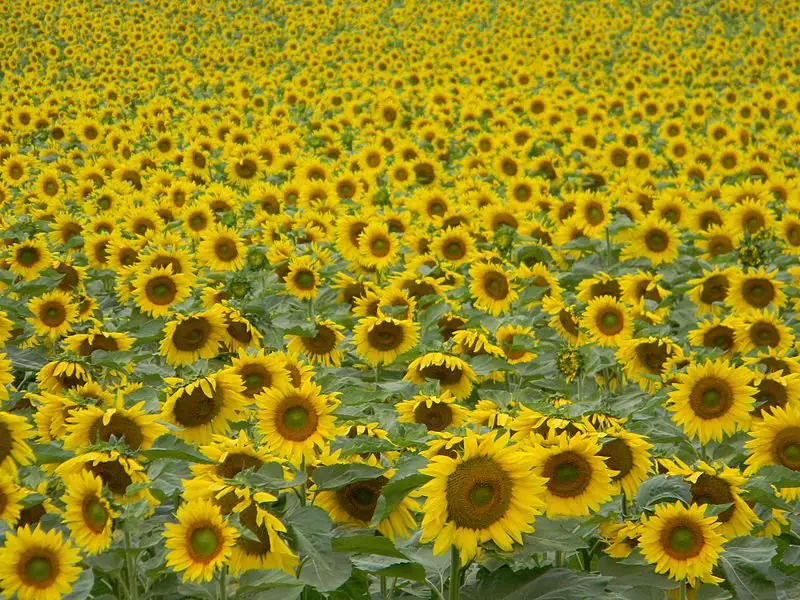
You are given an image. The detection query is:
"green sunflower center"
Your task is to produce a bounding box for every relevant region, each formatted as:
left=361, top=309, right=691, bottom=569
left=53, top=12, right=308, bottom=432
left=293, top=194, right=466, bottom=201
left=244, top=373, right=264, bottom=390
left=24, top=556, right=53, bottom=584
left=587, top=206, right=603, bottom=224
left=83, top=498, right=109, bottom=531
left=445, top=456, right=512, bottom=529
left=701, top=389, right=721, bottom=409
left=190, top=526, right=220, bottom=559
left=18, top=248, right=39, bottom=266
left=669, top=526, right=696, bottom=553
left=599, top=310, right=622, bottom=334
left=283, top=405, right=309, bottom=430
left=296, top=271, right=315, bottom=289
left=470, top=484, right=494, bottom=508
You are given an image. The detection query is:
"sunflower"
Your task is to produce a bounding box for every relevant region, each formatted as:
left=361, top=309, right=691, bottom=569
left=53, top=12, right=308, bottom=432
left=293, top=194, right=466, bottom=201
left=160, top=306, right=227, bottom=366
left=687, top=267, right=734, bottom=316
left=284, top=255, right=321, bottom=300
left=0, top=525, right=82, bottom=600
left=639, top=502, right=724, bottom=587
left=573, top=191, right=612, bottom=237
left=542, top=296, right=583, bottom=345
left=688, top=316, right=738, bottom=356
left=61, top=471, right=116, bottom=554
left=229, top=503, right=298, bottom=575
left=451, top=329, right=504, bottom=359
left=495, top=325, right=538, bottom=364
left=226, top=350, right=291, bottom=400
left=396, top=393, right=470, bottom=432
left=744, top=404, right=800, bottom=501
left=198, top=226, right=246, bottom=272
left=620, top=215, right=680, bottom=265
left=8, top=237, right=52, bottom=280
left=726, top=267, right=786, bottom=316
left=63, top=328, right=135, bottom=358
left=0, top=410, right=35, bottom=474
left=286, top=319, right=345, bottom=367
left=529, top=433, right=617, bottom=517
left=616, top=337, right=681, bottom=393
left=419, top=431, right=547, bottom=564
left=661, top=458, right=759, bottom=539
left=56, top=451, right=156, bottom=506
left=314, top=457, right=418, bottom=541
left=0, top=472, right=25, bottom=525
left=750, top=372, right=800, bottom=419
left=430, top=225, right=475, bottom=266
left=26, top=290, right=78, bottom=339
left=469, top=262, right=518, bottom=316
left=161, top=372, right=246, bottom=444
left=256, top=380, right=339, bottom=464
left=594, top=427, right=653, bottom=498
left=353, top=316, right=420, bottom=366
left=666, top=358, right=756, bottom=443
left=36, top=359, right=91, bottom=394
left=731, top=310, right=794, bottom=354
left=357, top=222, right=399, bottom=271
left=581, top=295, right=633, bottom=348
left=132, top=264, right=194, bottom=316
left=164, top=499, right=238, bottom=583
left=697, top=224, right=740, bottom=260
left=63, top=400, right=166, bottom=452
left=404, top=352, right=476, bottom=400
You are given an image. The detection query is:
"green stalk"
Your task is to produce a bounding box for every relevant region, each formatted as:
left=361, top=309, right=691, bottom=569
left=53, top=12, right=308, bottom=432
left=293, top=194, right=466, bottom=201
left=555, top=550, right=563, bottom=567
left=448, top=546, right=460, bottom=600
left=124, top=529, right=138, bottom=600
left=218, top=566, right=229, bottom=600
left=679, top=580, right=687, bottom=600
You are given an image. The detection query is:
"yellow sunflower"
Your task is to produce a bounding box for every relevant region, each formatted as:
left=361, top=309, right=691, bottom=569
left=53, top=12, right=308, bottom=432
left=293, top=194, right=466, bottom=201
left=404, top=352, right=476, bottom=400
left=56, top=451, right=157, bottom=506
left=666, top=358, right=756, bottom=443
left=744, top=404, right=800, bottom=501
left=132, top=264, right=194, bottom=316
left=161, top=372, right=246, bottom=444
left=225, top=349, right=291, bottom=400
left=529, top=433, right=617, bottom=518
left=595, top=427, right=653, bottom=498
left=164, top=499, right=238, bottom=582
left=357, top=222, right=399, bottom=271
left=61, top=471, right=117, bottom=554
left=198, top=226, right=246, bottom=272
left=0, top=525, right=82, bottom=600
left=469, top=262, right=518, bottom=316
left=620, top=215, right=680, bottom=265
left=353, top=316, right=420, bottom=366
left=256, top=380, right=339, bottom=464
left=396, top=393, right=470, bottom=432
left=63, top=328, right=135, bottom=358
left=419, top=431, right=547, bottom=564
left=284, top=255, right=321, bottom=300
left=581, top=295, right=633, bottom=348
left=160, top=306, right=227, bottom=366
left=63, top=400, right=166, bottom=452
left=0, top=471, right=26, bottom=525
left=495, top=325, right=538, bottom=364
left=229, top=503, right=298, bottom=575
left=26, top=290, right=78, bottom=339
left=688, top=316, right=738, bottom=356
left=616, top=337, right=682, bottom=393
left=639, top=502, right=724, bottom=587
left=726, top=267, right=786, bottom=316
left=8, top=237, right=52, bottom=280
left=286, top=319, right=345, bottom=367
left=0, top=410, right=35, bottom=474
left=731, top=310, right=794, bottom=354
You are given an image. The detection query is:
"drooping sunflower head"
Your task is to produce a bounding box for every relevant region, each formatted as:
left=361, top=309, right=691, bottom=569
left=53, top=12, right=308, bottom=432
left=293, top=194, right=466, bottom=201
left=404, top=352, right=476, bottom=400
left=396, top=393, right=469, bottom=432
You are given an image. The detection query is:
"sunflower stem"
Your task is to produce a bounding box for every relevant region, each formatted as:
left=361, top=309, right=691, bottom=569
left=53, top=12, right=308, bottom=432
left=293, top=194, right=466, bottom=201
left=218, top=566, right=229, bottom=600
left=621, top=493, right=628, bottom=518
left=124, top=528, right=138, bottom=600
left=605, top=227, right=613, bottom=267
left=555, top=550, right=564, bottom=567
left=381, top=574, right=390, bottom=599
left=679, top=580, right=687, bottom=600
left=448, top=546, right=460, bottom=600
left=581, top=548, right=592, bottom=573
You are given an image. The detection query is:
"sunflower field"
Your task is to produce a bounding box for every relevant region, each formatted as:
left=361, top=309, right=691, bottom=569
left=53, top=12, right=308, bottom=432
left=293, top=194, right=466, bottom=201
left=2, top=0, right=800, bottom=599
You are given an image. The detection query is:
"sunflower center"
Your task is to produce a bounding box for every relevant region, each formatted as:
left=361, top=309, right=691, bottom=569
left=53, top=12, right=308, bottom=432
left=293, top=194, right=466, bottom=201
left=23, top=556, right=53, bottom=585
left=743, top=279, right=775, bottom=308
left=559, top=309, right=580, bottom=336
left=367, top=321, right=403, bottom=351
left=173, top=384, right=221, bottom=427
left=484, top=272, right=509, bottom=300
left=146, top=276, right=178, bottom=305
left=83, top=497, right=109, bottom=532
left=89, top=413, right=146, bottom=449
left=598, top=310, right=623, bottom=335
left=543, top=451, right=591, bottom=498
left=774, top=427, right=800, bottom=470
left=18, top=247, right=40, bottom=266
left=445, top=456, right=512, bottom=529
left=690, top=474, right=735, bottom=522
left=689, top=377, right=733, bottom=419
left=635, top=342, right=669, bottom=374
left=336, top=478, right=387, bottom=522
left=370, top=238, right=390, bottom=257
left=599, top=438, right=634, bottom=481
left=283, top=405, right=309, bottom=429
left=172, top=317, right=212, bottom=351
left=419, top=363, right=464, bottom=386
left=41, top=302, right=66, bottom=327
left=302, top=325, right=338, bottom=355
left=295, top=271, right=315, bottom=290
left=88, top=460, right=133, bottom=496
left=218, top=453, right=264, bottom=479
left=700, top=275, right=729, bottom=304
left=645, top=230, right=668, bottom=252
left=413, top=401, right=453, bottom=432
left=750, top=323, right=779, bottom=347
left=669, top=527, right=697, bottom=554
left=702, top=325, right=734, bottom=351
left=444, top=240, right=465, bottom=260
left=190, top=526, right=221, bottom=560
left=587, top=205, right=604, bottom=225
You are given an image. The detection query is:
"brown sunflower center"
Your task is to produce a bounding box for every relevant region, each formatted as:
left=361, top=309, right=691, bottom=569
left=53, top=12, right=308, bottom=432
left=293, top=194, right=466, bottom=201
left=88, top=413, right=145, bottom=449
left=236, top=159, right=258, bottom=179
left=445, top=456, right=512, bottom=529
left=709, top=236, right=733, bottom=256
left=173, top=384, right=221, bottom=427
left=559, top=309, right=580, bottom=336
left=276, top=398, right=318, bottom=442
left=543, top=451, right=592, bottom=498
left=146, top=276, right=178, bottom=305
left=635, top=342, right=669, bottom=374
left=702, top=325, right=734, bottom=351
left=0, top=422, right=12, bottom=465
left=17, top=247, right=40, bottom=267
left=741, top=279, right=775, bottom=308
left=294, top=271, right=315, bottom=290
left=689, top=377, right=733, bottom=419
left=336, top=477, right=387, bottom=522
left=172, top=317, right=212, bottom=351
left=78, top=334, right=121, bottom=357
left=413, top=401, right=453, bottom=431
left=367, top=321, right=404, bottom=351
left=661, top=520, right=704, bottom=559
left=644, top=229, right=669, bottom=252
left=483, top=271, right=510, bottom=300
left=773, top=427, right=800, bottom=470
left=21, top=554, right=56, bottom=586
left=40, top=302, right=66, bottom=327
left=750, top=323, right=779, bottom=348
left=590, top=280, right=621, bottom=299
left=690, top=474, right=735, bottom=523
left=56, top=263, right=80, bottom=291
left=419, top=363, right=464, bottom=386
left=82, top=496, right=109, bottom=532
left=597, top=309, right=624, bottom=335
left=190, top=526, right=221, bottom=560
left=751, top=379, right=787, bottom=418
left=214, top=238, right=238, bottom=261
left=699, top=275, right=729, bottom=304
left=302, top=325, right=338, bottom=355
left=599, top=438, right=634, bottom=481
left=443, top=239, right=466, bottom=260
left=240, top=365, right=270, bottom=397
left=87, top=460, right=133, bottom=496
left=218, top=452, right=264, bottom=479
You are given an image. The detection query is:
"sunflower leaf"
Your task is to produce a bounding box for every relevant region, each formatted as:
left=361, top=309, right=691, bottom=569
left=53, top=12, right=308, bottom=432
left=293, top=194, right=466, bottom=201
left=139, top=436, right=217, bottom=464
left=310, top=463, right=386, bottom=490
left=635, top=475, right=691, bottom=510
left=461, top=566, right=611, bottom=600
left=719, top=537, right=779, bottom=600
left=287, top=506, right=352, bottom=592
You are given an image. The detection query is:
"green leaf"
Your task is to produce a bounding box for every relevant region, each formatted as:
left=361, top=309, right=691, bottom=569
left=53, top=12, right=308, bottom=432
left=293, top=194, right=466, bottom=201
left=719, top=537, right=778, bottom=600
left=371, top=466, right=430, bottom=527
left=350, top=555, right=427, bottom=582
left=517, top=518, right=589, bottom=553
left=310, top=463, right=386, bottom=490
left=635, top=476, right=691, bottom=509
left=236, top=569, right=304, bottom=599
left=333, top=435, right=398, bottom=457
left=33, top=443, right=73, bottom=465
left=754, top=465, right=800, bottom=488
left=287, top=506, right=352, bottom=592
left=139, top=436, right=216, bottom=464
left=470, top=355, right=510, bottom=376
left=462, top=567, right=610, bottom=600
left=63, top=568, right=95, bottom=600
left=332, top=535, right=406, bottom=559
